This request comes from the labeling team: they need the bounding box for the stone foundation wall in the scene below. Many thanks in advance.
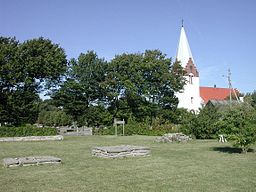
[92,145,150,158]
[3,156,61,167]
[155,133,192,143]
[0,135,63,142]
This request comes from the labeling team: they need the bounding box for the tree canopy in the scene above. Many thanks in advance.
[0,37,67,125]
[105,50,185,122]
[51,49,185,125]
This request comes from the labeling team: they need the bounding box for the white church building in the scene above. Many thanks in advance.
[175,24,240,112]
[175,24,202,112]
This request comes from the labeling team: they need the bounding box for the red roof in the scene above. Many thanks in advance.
[200,87,239,103]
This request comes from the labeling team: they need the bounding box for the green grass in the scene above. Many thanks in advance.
[0,136,255,192]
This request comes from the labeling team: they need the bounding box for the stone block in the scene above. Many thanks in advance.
[92,145,150,158]
[3,156,61,168]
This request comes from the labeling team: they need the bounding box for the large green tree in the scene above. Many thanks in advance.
[105,50,185,122]
[53,49,185,126]
[52,51,108,123]
[0,37,67,125]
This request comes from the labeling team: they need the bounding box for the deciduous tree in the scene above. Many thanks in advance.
[0,36,67,125]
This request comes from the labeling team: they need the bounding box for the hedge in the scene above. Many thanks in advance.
[0,125,57,137]
[94,122,180,136]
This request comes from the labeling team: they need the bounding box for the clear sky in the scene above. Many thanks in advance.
[1,0,256,93]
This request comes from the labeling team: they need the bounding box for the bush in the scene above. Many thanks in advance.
[37,110,72,127]
[215,104,256,153]
[228,123,256,153]
[82,105,113,127]
[178,106,220,139]
[94,118,180,136]
[0,125,57,137]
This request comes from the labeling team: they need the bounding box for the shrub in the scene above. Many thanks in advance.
[179,106,221,139]
[215,104,256,153]
[82,105,113,127]
[228,123,256,153]
[37,110,72,127]
[94,118,180,136]
[0,125,57,137]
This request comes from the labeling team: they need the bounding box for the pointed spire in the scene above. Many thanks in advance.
[176,23,194,68]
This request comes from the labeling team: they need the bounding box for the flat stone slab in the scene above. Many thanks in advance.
[92,145,150,158]
[3,156,62,168]
[0,135,63,142]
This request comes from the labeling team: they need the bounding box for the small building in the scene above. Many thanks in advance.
[200,86,240,105]
[205,99,240,111]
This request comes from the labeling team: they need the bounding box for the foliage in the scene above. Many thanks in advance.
[37,99,72,127]
[244,90,256,109]
[250,90,256,108]
[215,104,256,153]
[53,49,185,126]
[104,50,185,122]
[193,106,221,139]
[52,51,107,121]
[0,125,57,137]
[18,37,67,89]
[178,106,221,139]
[37,110,72,127]
[95,118,180,136]
[82,105,113,127]
[52,80,88,121]
[0,36,67,125]
[2,88,41,125]
[176,108,195,133]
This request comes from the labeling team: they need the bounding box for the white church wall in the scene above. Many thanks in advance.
[176,76,202,112]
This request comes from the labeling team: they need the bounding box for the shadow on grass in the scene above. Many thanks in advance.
[212,147,255,154]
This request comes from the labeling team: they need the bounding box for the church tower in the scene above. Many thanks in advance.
[175,23,202,112]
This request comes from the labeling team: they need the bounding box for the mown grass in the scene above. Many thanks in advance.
[0,136,255,192]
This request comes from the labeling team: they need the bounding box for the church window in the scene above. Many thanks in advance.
[188,73,193,84]
[191,97,194,104]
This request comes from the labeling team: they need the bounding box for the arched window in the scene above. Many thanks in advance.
[188,73,193,84]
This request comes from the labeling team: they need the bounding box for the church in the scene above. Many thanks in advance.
[175,23,239,112]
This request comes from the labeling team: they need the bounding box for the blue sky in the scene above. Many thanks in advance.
[1,0,256,93]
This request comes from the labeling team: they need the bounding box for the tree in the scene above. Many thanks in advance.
[52,51,107,123]
[83,105,112,127]
[37,100,72,127]
[18,37,67,90]
[105,50,185,123]
[0,37,20,124]
[215,104,256,153]
[193,105,220,139]
[244,90,256,109]
[251,91,256,108]
[0,36,67,125]
[52,79,88,122]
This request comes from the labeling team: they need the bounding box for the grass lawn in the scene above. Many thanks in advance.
[0,135,255,192]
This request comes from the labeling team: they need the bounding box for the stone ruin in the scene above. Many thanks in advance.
[58,126,92,136]
[3,156,61,168]
[92,145,150,158]
[0,135,63,142]
[155,133,192,143]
